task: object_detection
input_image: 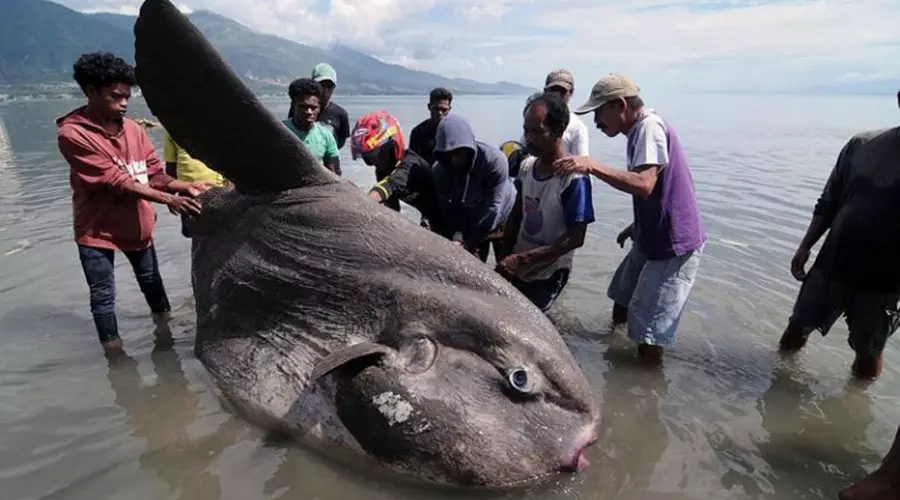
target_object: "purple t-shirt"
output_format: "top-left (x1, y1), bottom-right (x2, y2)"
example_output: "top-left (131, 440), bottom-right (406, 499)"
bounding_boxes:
top-left (626, 109), bottom-right (706, 260)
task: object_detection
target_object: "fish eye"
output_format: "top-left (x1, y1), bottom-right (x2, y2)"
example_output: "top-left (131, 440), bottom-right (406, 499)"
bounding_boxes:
top-left (507, 368), bottom-right (533, 393)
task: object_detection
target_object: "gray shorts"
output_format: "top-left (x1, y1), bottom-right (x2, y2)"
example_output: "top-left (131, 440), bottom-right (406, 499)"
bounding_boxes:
top-left (789, 268), bottom-right (900, 357)
top-left (607, 244), bottom-right (704, 347)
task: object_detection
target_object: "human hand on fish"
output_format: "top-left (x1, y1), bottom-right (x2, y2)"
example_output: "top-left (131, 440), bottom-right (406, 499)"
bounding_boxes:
top-left (165, 193), bottom-right (202, 216)
top-left (552, 155), bottom-right (593, 175)
top-left (495, 254), bottom-right (522, 278)
top-left (186, 180), bottom-right (215, 197)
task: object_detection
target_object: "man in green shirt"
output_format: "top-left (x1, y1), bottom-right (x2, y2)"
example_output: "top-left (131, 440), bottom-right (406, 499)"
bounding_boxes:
top-left (283, 78), bottom-right (341, 175)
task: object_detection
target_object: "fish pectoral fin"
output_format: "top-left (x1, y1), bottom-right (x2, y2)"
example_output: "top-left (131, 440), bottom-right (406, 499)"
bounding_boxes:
top-left (310, 343), bottom-right (393, 381)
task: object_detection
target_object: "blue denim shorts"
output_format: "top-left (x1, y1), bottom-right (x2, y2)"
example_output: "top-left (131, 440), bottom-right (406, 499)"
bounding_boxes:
top-left (607, 244), bottom-right (704, 347)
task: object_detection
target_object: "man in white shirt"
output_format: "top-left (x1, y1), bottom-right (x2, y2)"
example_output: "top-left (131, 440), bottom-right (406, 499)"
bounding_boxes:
top-left (521, 69), bottom-right (590, 157)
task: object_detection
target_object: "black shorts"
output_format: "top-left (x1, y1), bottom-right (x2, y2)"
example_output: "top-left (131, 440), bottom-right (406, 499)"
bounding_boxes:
top-left (789, 268), bottom-right (900, 357)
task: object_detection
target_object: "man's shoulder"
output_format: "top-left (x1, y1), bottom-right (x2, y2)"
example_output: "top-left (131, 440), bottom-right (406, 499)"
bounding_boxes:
top-left (849, 127), bottom-right (899, 147)
top-left (401, 150), bottom-right (431, 169)
top-left (311, 122), bottom-right (332, 137)
top-left (476, 140), bottom-right (504, 160)
top-left (635, 109), bottom-right (667, 134)
top-left (327, 102), bottom-right (349, 118)
top-left (410, 119), bottom-right (431, 134)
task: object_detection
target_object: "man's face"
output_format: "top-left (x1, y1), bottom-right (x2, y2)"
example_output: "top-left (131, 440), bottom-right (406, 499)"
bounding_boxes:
top-left (593, 99), bottom-right (626, 138)
top-left (428, 99), bottom-right (451, 122)
top-left (87, 82), bottom-right (131, 121)
top-left (320, 80), bottom-right (335, 105)
top-left (361, 144), bottom-right (395, 173)
top-left (292, 95), bottom-right (321, 127)
top-left (439, 148), bottom-right (472, 171)
top-left (545, 85), bottom-right (572, 103)
top-left (523, 103), bottom-right (556, 156)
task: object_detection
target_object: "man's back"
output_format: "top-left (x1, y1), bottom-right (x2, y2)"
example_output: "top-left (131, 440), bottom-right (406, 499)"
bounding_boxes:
top-left (375, 150), bottom-right (444, 231)
top-left (813, 127), bottom-right (900, 292)
top-left (318, 101), bottom-right (350, 149)
top-left (409, 118), bottom-right (438, 166)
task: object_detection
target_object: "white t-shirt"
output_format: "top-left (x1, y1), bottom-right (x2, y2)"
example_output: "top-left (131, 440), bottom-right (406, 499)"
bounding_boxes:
top-left (625, 108), bottom-right (669, 171)
top-left (512, 156), bottom-right (592, 281)
top-left (521, 112), bottom-right (590, 157)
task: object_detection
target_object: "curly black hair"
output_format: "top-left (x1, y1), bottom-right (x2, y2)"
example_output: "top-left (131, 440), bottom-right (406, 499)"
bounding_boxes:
top-left (429, 87), bottom-right (453, 104)
top-left (288, 78), bottom-right (324, 102)
top-left (72, 52), bottom-right (136, 91)
top-left (527, 92), bottom-right (570, 137)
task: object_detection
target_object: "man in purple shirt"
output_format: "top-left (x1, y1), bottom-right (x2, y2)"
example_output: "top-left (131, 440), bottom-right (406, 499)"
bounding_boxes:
top-left (554, 73), bottom-right (707, 366)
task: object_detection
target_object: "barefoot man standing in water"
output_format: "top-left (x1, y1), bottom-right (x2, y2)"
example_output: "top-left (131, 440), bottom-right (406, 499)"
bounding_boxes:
top-left (553, 73), bottom-right (707, 366)
top-left (778, 91), bottom-right (900, 381)
top-left (57, 52), bottom-right (211, 355)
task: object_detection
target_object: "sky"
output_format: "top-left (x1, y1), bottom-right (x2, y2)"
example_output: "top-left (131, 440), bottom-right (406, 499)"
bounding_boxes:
top-left (53, 0), bottom-right (900, 93)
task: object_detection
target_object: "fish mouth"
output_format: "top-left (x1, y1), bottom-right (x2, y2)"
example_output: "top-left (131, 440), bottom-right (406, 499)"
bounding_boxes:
top-left (559, 425), bottom-right (599, 473)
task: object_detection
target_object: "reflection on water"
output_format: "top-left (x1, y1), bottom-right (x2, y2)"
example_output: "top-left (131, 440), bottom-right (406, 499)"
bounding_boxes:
top-left (1, 94), bottom-right (900, 500)
top-left (105, 336), bottom-right (248, 500)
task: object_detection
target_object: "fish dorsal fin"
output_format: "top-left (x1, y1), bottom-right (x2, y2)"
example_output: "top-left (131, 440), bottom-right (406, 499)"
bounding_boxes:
top-left (310, 343), bottom-right (392, 381)
top-left (133, 0), bottom-right (334, 193)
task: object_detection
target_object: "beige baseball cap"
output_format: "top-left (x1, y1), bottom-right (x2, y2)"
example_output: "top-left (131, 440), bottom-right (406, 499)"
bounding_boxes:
top-left (573, 73), bottom-right (641, 115)
top-left (544, 68), bottom-right (575, 92)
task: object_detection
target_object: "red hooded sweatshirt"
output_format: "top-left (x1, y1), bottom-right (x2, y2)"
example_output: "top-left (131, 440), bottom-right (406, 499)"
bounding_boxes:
top-left (57, 107), bottom-right (174, 251)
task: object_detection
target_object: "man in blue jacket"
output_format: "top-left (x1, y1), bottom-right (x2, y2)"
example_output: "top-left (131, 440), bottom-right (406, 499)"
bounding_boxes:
top-left (432, 114), bottom-right (517, 262)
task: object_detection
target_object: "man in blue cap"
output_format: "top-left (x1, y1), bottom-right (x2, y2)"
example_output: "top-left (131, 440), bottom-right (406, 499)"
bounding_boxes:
top-left (311, 63), bottom-right (350, 150)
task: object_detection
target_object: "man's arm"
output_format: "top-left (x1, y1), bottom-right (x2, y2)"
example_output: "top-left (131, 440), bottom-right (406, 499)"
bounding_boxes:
top-left (500, 180), bottom-right (523, 257)
top-left (59, 132), bottom-right (176, 205)
top-left (368, 161), bottom-right (411, 204)
top-left (557, 116), bottom-right (666, 198)
top-left (797, 138), bottom-right (854, 252)
top-left (323, 131), bottom-right (342, 175)
top-left (465, 154), bottom-right (512, 250)
top-left (162, 132), bottom-right (179, 179)
top-left (508, 224), bottom-right (588, 269)
top-left (336, 108), bottom-right (350, 150)
top-left (585, 161), bottom-right (659, 198)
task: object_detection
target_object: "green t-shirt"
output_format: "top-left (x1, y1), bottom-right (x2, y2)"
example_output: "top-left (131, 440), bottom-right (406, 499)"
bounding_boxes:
top-left (282, 120), bottom-right (339, 164)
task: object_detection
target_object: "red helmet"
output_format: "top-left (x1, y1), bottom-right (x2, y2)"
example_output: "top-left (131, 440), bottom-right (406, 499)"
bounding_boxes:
top-left (351, 110), bottom-right (405, 163)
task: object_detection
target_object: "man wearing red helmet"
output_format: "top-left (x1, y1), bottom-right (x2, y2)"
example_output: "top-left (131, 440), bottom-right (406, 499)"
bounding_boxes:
top-left (352, 110), bottom-right (446, 236)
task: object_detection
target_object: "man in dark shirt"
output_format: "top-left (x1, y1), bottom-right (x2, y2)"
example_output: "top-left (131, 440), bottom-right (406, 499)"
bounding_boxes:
top-left (351, 110), bottom-right (445, 235)
top-left (310, 63), bottom-right (351, 150)
top-left (779, 105), bottom-right (900, 380)
top-left (409, 87), bottom-right (452, 166)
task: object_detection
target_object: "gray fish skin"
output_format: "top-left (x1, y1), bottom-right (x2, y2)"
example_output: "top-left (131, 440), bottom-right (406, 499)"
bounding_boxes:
top-left (133, 0), bottom-right (600, 489)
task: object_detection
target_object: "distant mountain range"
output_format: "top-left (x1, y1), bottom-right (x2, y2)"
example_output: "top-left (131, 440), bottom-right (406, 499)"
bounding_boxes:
top-left (0, 0), bottom-right (534, 96)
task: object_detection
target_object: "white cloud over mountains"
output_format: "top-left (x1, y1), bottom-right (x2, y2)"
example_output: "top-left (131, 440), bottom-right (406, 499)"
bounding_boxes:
top-left (55, 0), bottom-right (900, 93)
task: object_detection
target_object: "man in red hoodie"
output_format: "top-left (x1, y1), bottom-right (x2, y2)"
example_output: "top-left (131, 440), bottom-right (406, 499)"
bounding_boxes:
top-left (57, 52), bottom-right (211, 355)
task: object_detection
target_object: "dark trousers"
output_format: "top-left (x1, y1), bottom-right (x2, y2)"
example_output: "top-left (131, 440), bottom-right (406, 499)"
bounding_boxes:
top-left (180, 215), bottom-right (194, 238)
top-left (77, 244), bottom-right (171, 343)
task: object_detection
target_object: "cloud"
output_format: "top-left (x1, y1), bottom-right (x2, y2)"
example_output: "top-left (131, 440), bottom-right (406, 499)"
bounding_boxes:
top-left (54, 0), bottom-right (900, 93)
